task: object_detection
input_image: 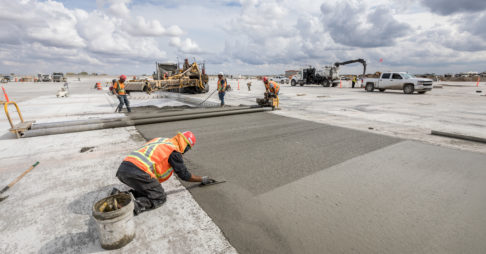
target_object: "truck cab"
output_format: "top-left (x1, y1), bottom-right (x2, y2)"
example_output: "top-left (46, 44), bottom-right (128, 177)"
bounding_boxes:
top-left (290, 66), bottom-right (340, 87)
top-left (42, 74), bottom-right (51, 82)
top-left (52, 72), bottom-right (65, 82)
top-left (364, 72), bottom-right (433, 94)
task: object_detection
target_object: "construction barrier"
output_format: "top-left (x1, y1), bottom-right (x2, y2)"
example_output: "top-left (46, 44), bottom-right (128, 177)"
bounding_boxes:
top-left (96, 83), bottom-right (101, 90)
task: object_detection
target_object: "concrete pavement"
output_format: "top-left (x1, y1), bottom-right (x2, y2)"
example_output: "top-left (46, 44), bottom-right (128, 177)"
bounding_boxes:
top-left (0, 81), bottom-right (236, 253)
top-left (135, 111), bottom-right (486, 254)
top-left (186, 78), bottom-right (486, 154)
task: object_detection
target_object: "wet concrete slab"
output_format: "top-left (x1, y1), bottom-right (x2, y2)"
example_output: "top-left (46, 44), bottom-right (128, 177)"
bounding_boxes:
top-left (256, 141), bottom-right (486, 253)
top-left (134, 111), bottom-right (407, 253)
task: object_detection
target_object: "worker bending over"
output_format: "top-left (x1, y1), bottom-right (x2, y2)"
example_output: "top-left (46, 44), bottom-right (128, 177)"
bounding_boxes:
top-left (114, 74), bottom-right (131, 113)
top-left (114, 131), bottom-right (215, 215)
top-left (263, 77), bottom-right (280, 98)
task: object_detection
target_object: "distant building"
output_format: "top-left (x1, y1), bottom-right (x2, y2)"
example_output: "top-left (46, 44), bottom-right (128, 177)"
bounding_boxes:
top-left (285, 70), bottom-right (300, 78)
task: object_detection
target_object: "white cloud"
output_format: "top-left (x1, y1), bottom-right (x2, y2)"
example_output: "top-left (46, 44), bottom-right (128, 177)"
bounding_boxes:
top-left (169, 37), bottom-right (202, 54)
top-left (320, 1), bottom-right (410, 47)
top-left (0, 0), bottom-right (486, 75)
top-left (0, 0), bottom-right (201, 74)
top-left (96, 0), bottom-right (131, 16)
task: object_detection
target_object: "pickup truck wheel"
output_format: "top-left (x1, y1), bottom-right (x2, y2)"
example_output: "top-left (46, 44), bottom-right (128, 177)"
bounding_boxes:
top-left (291, 80), bottom-right (296, 86)
top-left (403, 84), bottom-right (414, 94)
top-left (379, 89), bottom-right (385, 92)
top-left (300, 83), bottom-right (304, 86)
top-left (322, 80), bottom-right (330, 87)
top-left (418, 91), bottom-right (426, 94)
top-left (365, 83), bottom-right (374, 92)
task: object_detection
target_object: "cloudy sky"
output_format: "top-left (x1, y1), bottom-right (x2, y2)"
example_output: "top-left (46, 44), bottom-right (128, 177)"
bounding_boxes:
top-left (1, 0), bottom-right (485, 75)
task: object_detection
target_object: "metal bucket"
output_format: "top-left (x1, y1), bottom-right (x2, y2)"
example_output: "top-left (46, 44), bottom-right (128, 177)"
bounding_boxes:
top-left (92, 193), bottom-right (135, 250)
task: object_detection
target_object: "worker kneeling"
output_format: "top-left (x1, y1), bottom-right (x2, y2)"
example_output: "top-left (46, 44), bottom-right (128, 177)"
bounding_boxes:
top-left (114, 131), bottom-right (214, 215)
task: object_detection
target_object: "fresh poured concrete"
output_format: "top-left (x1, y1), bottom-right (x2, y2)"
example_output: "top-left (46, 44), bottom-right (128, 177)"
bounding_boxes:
top-left (135, 111), bottom-right (486, 254)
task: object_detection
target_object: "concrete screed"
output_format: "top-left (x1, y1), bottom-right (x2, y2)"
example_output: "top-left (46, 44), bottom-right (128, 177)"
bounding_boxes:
top-left (0, 79), bottom-right (236, 253)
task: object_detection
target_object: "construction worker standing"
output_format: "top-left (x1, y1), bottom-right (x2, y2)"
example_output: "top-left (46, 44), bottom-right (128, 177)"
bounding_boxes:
top-left (352, 76), bottom-right (357, 88)
top-left (114, 75), bottom-right (131, 113)
top-left (217, 72), bottom-right (227, 107)
top-left (114, 131), bottom-right (215, 215)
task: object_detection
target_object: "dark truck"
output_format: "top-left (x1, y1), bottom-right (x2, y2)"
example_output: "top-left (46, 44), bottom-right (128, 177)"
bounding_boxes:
top-left (52, 73), bottom-right (66, 82)
top-left (1, 75), bottom-right (11, 83)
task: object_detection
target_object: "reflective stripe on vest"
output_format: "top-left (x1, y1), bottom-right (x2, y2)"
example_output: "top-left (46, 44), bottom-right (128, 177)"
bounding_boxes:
top-left (269, 81), bottom-right (279, 94)
top-left (116, 81), bottom-right (126, 94)
top-left (218, 79), bottom-right (227, 91)
top-left (127, 138), bottom-right (176, 180)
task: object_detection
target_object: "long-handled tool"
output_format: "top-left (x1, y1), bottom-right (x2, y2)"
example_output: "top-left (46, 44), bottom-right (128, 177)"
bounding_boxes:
top-left (0, 161), bottom-right (40, 202)
top-left (165, 180), bottom-right (226, 196)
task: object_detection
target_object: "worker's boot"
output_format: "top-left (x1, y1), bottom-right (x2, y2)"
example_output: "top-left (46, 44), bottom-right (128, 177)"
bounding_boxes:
top-left (133, 201), bottom-right (144, 216)
top-left (110, 187), bottom-right (121, 196)
top-left (110, 187), bottom-right (129, 196)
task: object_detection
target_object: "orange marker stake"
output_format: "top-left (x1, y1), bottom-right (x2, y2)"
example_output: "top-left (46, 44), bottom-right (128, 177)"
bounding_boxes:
top-left (2, 86), bottom-right (9, 102)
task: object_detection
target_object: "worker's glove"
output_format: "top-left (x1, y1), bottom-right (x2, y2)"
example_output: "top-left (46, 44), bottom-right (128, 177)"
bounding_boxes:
top-left (201, 176), bottom-right (216, 185)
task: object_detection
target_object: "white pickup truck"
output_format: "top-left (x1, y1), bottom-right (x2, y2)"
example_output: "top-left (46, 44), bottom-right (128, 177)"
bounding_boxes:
top-left (364, 72), bottom-right (433, 94)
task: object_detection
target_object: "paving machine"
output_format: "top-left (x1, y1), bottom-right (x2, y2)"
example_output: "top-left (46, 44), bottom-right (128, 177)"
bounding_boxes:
top-left (124, 59), bottom-right (209, 94)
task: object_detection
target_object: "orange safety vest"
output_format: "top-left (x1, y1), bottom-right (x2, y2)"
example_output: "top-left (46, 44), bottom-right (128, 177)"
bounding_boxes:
top-left (114, 81), bottom-right (126, 95)
top-left (124, 135), bottom-right (188, 183)
top-left (267, 81), bottom-right (280, 94)
top-left (217, 78), bottom-right (227, 92)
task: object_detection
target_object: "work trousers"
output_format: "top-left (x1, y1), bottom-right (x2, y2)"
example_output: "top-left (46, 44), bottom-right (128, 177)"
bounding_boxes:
top-left (267, 92), bottom-right (278, 98)
top-left (117, 95), bottom-right (131, 112)
top-left (218, 91), bottom-right (225, 106)
top-left (352, 81), bottom-right (356, 88)
top-left (116, 162), bottom-right (166, 215)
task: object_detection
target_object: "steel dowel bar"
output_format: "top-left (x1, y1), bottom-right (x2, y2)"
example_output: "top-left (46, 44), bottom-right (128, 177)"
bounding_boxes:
top-left (431, 130), bottom-right (486, 144)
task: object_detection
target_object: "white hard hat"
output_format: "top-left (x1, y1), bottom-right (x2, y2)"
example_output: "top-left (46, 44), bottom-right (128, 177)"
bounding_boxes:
top-left (218, 72), bottom-right (224, 76)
